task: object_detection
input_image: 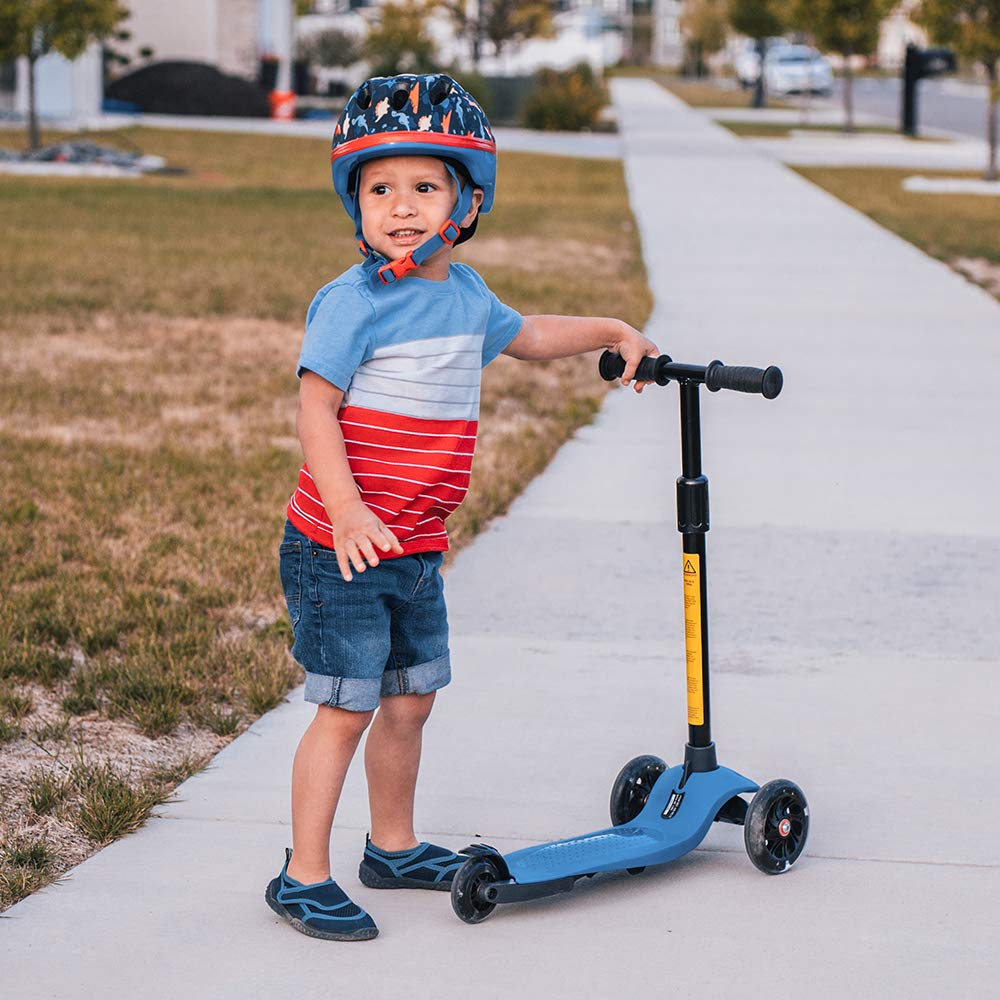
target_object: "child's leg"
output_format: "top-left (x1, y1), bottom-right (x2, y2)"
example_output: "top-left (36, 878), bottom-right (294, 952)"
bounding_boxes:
top-left (287, 704), bottom-right (375, 885)
top-left (363, 691), bottom-right (436, 850)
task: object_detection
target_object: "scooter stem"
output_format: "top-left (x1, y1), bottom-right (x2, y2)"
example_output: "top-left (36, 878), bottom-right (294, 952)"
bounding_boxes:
top-left (678, 380), bottom-right (717, 775)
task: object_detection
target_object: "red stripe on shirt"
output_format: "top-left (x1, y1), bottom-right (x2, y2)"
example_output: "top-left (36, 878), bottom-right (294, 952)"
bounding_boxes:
top-left (287, 404), bottom-right (478, 556)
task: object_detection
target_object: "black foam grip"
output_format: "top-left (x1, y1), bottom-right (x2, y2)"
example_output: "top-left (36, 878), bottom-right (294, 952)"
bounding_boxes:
top-left (598, 350), bottom-right (625, 381)
top-left (706, 362), bottom-right (783, 398)
top-left (635, 356), bottom-right (659, 383)
top-left (598, 352), bottom-right (661, 384)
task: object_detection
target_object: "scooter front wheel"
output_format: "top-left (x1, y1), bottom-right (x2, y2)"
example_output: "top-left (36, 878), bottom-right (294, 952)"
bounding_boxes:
top-left (451, 856), bottom-right (501, 923)
top-left (609, 755), bottom-right (668, 826)
top-left (744, 779), bottom-right (809, 874)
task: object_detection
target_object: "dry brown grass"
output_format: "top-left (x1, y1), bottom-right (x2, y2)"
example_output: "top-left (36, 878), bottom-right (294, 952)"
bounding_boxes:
top-left (0, 128), bottom-right (650, 331)
top-left (657, 77), bottom-right (795, 110)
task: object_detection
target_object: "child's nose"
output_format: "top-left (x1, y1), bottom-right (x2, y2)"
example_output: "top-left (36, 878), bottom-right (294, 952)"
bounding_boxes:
top-left (390, 194), bottom-right (417, 216)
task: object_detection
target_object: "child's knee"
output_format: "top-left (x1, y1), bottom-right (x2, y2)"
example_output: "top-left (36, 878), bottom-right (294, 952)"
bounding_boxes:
top-left (314, 703), bottom-right (375, 737)
top-left (378, 691), bottom-right (436, 730)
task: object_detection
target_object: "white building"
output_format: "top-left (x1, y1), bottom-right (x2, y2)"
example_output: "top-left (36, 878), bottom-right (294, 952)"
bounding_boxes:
top-left (651, 0), bottom-right (683, 68)
top-left (116, 0), bottom-right (262, 80)
top-left (1, 0), bottom-right (296, 125)
top-left (301, 0), bottom-right (629, 77)
top-left (878, 0), bottom-right (927, 70)
top-left (7, 45), bottom-right (104, 122)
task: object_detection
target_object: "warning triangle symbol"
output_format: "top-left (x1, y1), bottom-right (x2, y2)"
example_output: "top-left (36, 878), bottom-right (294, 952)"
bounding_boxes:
top-left (683, 559), bottom-right (696, 575)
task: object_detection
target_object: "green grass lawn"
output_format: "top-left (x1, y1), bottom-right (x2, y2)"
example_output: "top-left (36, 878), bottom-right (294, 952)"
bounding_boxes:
top-left (0, 126), bottom-right (652, 910)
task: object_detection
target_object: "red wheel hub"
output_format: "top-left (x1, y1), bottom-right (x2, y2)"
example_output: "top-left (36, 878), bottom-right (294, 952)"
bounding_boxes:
top-left (778, 817), bottom-right (792, 838)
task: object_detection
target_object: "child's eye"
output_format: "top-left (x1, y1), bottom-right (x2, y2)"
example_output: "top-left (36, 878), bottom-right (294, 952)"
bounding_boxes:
top-left (371, 183), bottom-right (389, 195)
top-left (416, 183), bottom-right (437, 193)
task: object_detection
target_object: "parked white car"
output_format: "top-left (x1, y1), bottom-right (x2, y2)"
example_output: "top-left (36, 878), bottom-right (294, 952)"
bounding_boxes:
top-left (763, 46), bottom-right (834, 97)
top-left (734, 37), bottom-right (786, 89)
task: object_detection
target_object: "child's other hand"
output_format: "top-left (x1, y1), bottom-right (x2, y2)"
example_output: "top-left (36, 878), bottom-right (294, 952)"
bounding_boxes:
top-left (613, 323), bottom-right (659, 394)
top-left (330, 501), bottom-right (404, 581)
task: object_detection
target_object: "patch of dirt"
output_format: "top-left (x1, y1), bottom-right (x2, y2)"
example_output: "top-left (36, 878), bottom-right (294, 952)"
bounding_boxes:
top-left (951, 256), bottom-right (1000, 298)
top-left (0, 683), bottom-right (233, 910)
top-left (0, 313), bottom-right (302, 452)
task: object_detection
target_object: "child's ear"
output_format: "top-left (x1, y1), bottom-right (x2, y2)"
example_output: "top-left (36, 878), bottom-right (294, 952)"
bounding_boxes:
top-left (462, 188), bottom-right (484, 227)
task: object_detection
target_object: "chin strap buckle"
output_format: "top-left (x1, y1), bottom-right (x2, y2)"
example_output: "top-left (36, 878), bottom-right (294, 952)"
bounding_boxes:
top-left (438, 220), bottom-right (461, 245)
top-left (377, 251), bottom-right (418, 284)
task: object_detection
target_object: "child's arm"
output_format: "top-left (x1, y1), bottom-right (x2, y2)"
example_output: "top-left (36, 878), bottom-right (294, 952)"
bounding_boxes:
top-left (502, 316), bottom-right (658, 392)
top-left (297, 371), bottom-right (404, 581)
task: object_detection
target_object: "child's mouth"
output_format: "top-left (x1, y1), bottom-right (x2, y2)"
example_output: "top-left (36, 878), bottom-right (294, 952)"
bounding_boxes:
top-left (388, 229), bottom-right (424, 245)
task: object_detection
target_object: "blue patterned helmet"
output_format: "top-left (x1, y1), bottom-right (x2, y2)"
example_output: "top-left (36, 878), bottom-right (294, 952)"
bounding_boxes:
top-left (331, 74), bottom-right (497, 284)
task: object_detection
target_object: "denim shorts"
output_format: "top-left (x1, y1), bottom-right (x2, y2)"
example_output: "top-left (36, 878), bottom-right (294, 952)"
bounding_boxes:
top-left (278, 520), bottom-right (451, 711)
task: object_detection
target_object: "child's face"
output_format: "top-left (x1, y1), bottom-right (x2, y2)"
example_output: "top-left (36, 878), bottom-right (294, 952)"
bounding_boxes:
top-left (357, 156), bottom-right (482, 276)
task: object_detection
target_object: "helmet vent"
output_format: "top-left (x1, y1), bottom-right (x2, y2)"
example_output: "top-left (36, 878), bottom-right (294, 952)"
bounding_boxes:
top-left (429, 76), bottom-right (451, 105)
top-left (390, 82), bottom-right (410, 111)
top-left (356, 82), bottom-right (371, 109)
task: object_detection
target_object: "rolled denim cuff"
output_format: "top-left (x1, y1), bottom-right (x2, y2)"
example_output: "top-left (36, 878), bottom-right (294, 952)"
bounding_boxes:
top-left (303, 673), bottom-right (381, 711)
top-left (381, 653), bottom-right (451, 697)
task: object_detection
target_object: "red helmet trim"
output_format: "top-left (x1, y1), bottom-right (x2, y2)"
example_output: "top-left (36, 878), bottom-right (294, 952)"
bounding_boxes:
top-left (331, 131), bottom-right (496, 163)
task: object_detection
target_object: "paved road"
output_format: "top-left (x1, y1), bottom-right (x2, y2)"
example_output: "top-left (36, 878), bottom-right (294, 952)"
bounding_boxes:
top-left (833, 75), bottom-right (994, 139)
top-left (2, 77), bottom-right (998, 1000)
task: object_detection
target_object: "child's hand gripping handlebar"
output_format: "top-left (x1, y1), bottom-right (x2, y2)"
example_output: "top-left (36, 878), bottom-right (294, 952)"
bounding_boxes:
top-left (599, 351), bottom-right (783, 399)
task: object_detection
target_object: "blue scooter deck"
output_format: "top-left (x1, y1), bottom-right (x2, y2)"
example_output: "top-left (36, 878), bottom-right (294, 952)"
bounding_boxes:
top-left (503, 765), bottom-right (759, 884)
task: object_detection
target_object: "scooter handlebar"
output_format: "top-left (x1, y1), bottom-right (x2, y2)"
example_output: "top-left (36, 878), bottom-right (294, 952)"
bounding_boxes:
top-left (705, 361), bottom-right (783, 399)
top-left (598, 351), bottom-right (782, 399)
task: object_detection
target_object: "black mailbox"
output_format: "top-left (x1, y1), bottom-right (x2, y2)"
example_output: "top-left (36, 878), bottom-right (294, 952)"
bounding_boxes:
top-left (902, 43), bottom-right (957, 135)
top-left (916, 46), bottom-right (957, 79)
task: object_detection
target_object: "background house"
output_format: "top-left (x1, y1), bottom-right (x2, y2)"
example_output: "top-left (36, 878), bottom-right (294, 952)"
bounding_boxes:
top-left (0, 0), bottom-right (295, 124)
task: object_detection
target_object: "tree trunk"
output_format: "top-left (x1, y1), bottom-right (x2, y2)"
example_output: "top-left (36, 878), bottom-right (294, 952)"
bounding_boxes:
top-left (843, 49), bottom-right (855, 134)
top-left (751, 38), bottom-right (767, 109)
top-left (987, 60), bottom-right (998, 183)
top-left (27, 52), bottom-right (40, 151)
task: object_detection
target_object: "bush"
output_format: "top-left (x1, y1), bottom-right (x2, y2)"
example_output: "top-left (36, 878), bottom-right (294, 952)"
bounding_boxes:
top-left (522, 62), bottom-right (608, 132)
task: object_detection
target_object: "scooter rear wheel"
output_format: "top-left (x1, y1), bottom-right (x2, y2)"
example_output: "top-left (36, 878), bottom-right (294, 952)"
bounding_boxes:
top-left (451, 856), bottom-right (501, 924)
top-left (609, 755), bottom-right (668, 826)
top-left (744, 779), bottom-right (809, 874)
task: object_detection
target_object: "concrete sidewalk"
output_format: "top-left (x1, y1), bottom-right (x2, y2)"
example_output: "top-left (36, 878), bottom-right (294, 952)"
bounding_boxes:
top-left (3, 78), bottom-right (998, 998)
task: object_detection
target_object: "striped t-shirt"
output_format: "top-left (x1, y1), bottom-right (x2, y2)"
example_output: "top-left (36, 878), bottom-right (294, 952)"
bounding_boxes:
top-left (287, 262), bottom-right (523, 557)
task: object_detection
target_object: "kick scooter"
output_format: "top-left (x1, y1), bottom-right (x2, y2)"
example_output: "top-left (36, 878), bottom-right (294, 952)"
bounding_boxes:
top-left (451, 351), bottom-right (809, 923)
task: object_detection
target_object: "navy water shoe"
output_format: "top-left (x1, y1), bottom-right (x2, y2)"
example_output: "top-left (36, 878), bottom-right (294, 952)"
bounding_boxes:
top-left (358, 837), bottom-right (467, 890)
top-left (266, 849), bottom-right (378, 941)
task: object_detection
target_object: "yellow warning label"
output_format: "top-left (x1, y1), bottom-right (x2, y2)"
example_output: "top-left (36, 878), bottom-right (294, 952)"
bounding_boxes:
top-left (683, 552), bottom-right (704, 725)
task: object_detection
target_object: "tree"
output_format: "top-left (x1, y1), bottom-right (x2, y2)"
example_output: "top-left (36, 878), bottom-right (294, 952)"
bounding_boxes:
top-left (728, 0), bottom-right (787, 107)
top-left (364, 0), bottom-right (440, 77)
top-left (680, 0), bottom-right (729, 78)
top-left (917, 0), bottom-right (1000, 179)
top-left (792, 0), bottom-right (896, 132)
top-left (441, 0), bottom-right (554, 70)
top-left (298, 27), bottom-right (363, 69)
top-left (0, 0), bottom-right (129, 151)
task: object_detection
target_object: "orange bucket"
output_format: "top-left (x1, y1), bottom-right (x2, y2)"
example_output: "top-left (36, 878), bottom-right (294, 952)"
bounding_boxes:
top-left (269, 90), bottom-right (296, 120)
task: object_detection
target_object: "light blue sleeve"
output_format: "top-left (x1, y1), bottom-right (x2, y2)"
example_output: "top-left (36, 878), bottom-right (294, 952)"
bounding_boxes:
top-left (480, 286), bottom-right (523, 368)
top-left (297, 280), bottom-right (375, 391)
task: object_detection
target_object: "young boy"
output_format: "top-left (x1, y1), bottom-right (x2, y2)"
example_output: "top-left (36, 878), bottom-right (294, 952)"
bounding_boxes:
top-left (266, 74), bottom-right (657, 941)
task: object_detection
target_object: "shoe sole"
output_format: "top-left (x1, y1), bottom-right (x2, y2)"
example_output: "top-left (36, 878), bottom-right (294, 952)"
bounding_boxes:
top-left (358, 860), bottom-right (453, 891)
top-left (265, 884), bottom-right (379, 941)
